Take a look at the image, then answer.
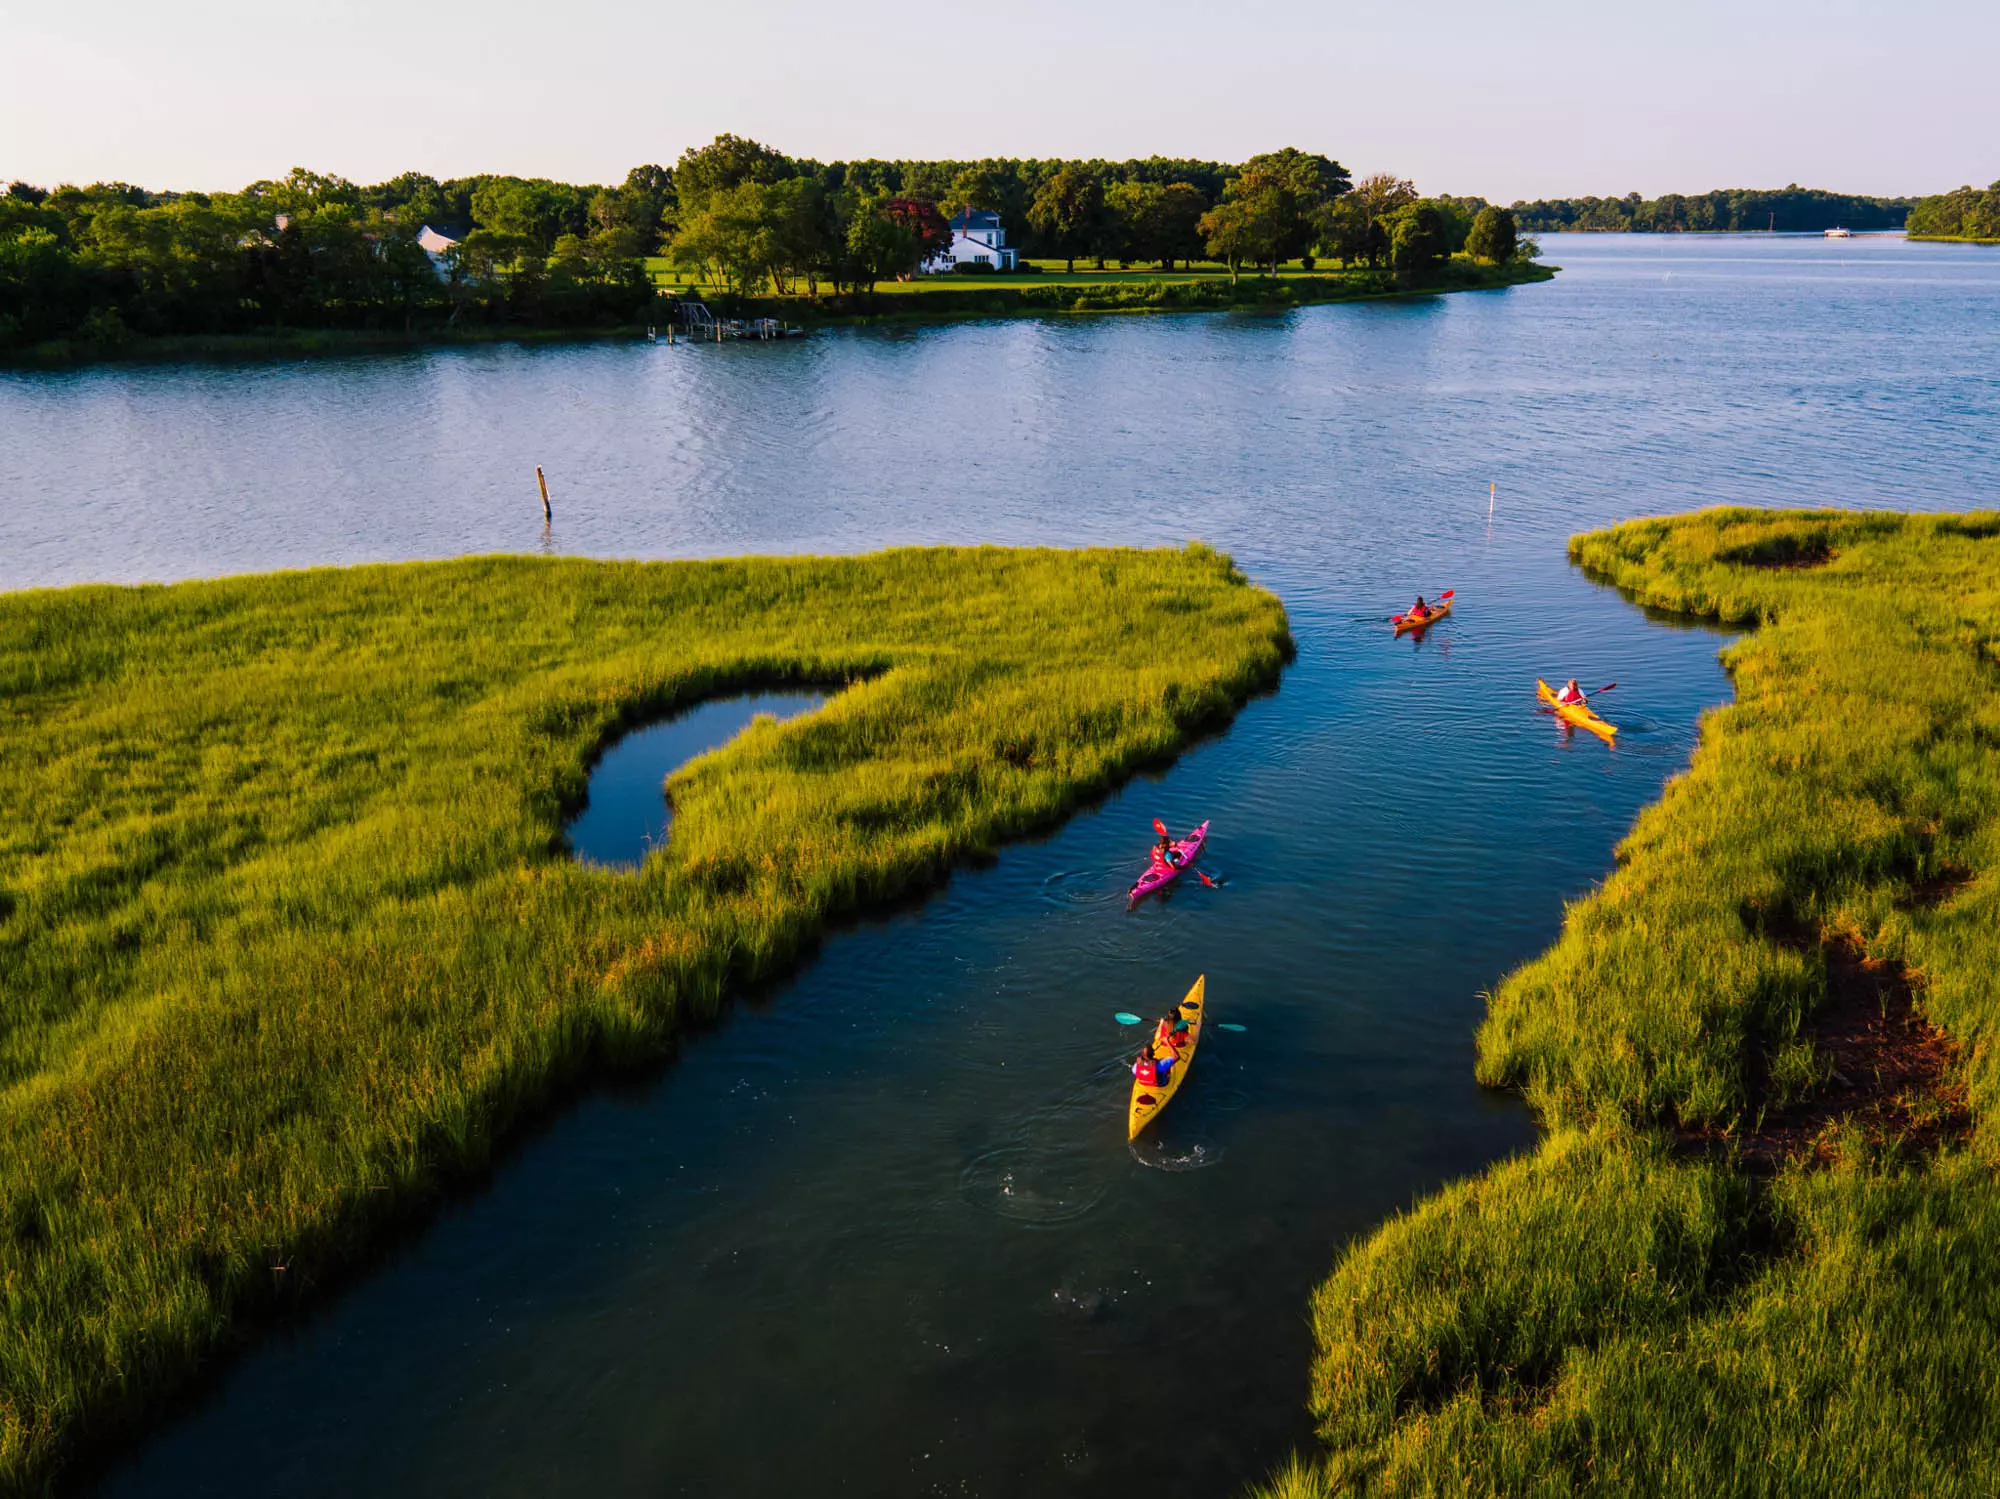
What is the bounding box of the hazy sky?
[4,0,1995,201]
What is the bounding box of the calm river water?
[6,234,1996,1497]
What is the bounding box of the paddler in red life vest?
[1556,678,1587,706]
[1154,1009,1191,1053]
[1153,831,1180,868]
[1407,595,1430,623]
[1133,1049,1161,1087]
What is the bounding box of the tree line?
[0,167,665,347]
[660,139,1527,292]
[1906,182,2000,241]
[0,137,1534,349]
[1510,186,1912,233]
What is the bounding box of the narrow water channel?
[33,235,1994,1495]
[565,693,826,868]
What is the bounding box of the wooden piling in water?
[537,466,551,522]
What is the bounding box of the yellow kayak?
[1537,678,1617,743]
[1128,975,1206,1139]
[1393,598,1452,636]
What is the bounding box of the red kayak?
[1128,821,1209,905]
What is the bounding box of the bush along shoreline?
[1262,509,2000,1499]
[0,545,1291,1492]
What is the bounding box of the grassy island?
[0,545,1290,1489]
[1262,509,2000,1497]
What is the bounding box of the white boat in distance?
[1824,226,1854,238]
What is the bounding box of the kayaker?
[1556,678,1587,706]
[1153,831,1181,868]
[1155,1010,1191,1051]
[1133,1049,1160,1087]
[1407,595,1430,622]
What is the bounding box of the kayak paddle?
[1216,1022,1247,1032]
[1114,1012,1143,1026]
[1152,818,1168,836]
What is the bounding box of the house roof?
[417,225,460,254]
[949,209,1002,232]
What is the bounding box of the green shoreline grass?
[1262,509,2000,1497]
[0,544,1290,1490]
[679,256,1555,328]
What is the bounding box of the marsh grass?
[1266,509,2000,1497]
[0,544,1289,1490]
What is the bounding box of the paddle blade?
[1114,1012,1143,1025]
[1440,589,1455,599]
[1390,613,1405,624]
[1216,1022,1247,1032]
[1152,818,1168,836]
[1592,682,1618,695]
[1198,871,1217,888]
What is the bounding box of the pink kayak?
[1127,821,1209,904]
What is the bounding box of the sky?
[3,0,1996,201]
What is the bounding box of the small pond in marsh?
[9,233,1994,1496]
[565,692,827,868]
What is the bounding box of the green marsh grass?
[0,544,1290,1489]
[1264,509,2000,1497]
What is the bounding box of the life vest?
[1558,686,1585,705]
[1133,1055,1159,1086]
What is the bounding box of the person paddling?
[1407,595,1430,622]
[1155,1008,1191,1052]
[1153,830,1183,868]
[1133,1048,1161,1087]
[1556,677,1587,706]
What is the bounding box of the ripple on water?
[957,1070,1123,1227]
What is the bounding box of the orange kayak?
[1537,679,1617,742]
[1393,598,1452,636]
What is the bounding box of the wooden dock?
[664,301,805,343]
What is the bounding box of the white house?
[926,209,1018,272]
[417,225,460,280]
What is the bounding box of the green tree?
[469,178,586,254]
[1239,148,1350,218]
[617,164,674,247]
[673,134,791,213]
[1028,165,1104,272]
[1386,202,1450,284]
[1319,173,1417,266]
[666,182,775,293]
[946,164,1011,217]
[1199,190,1292,281]
[1466,205,1518,262]
[842,196,919,295]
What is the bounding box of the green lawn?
[0,545,1290,1489]
[1262,509,2000,1498]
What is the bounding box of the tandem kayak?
[1128,821,1209,904]
[1393,598,1452,636]
[1537,678,1618,743]
[1129,975,1207,1139]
